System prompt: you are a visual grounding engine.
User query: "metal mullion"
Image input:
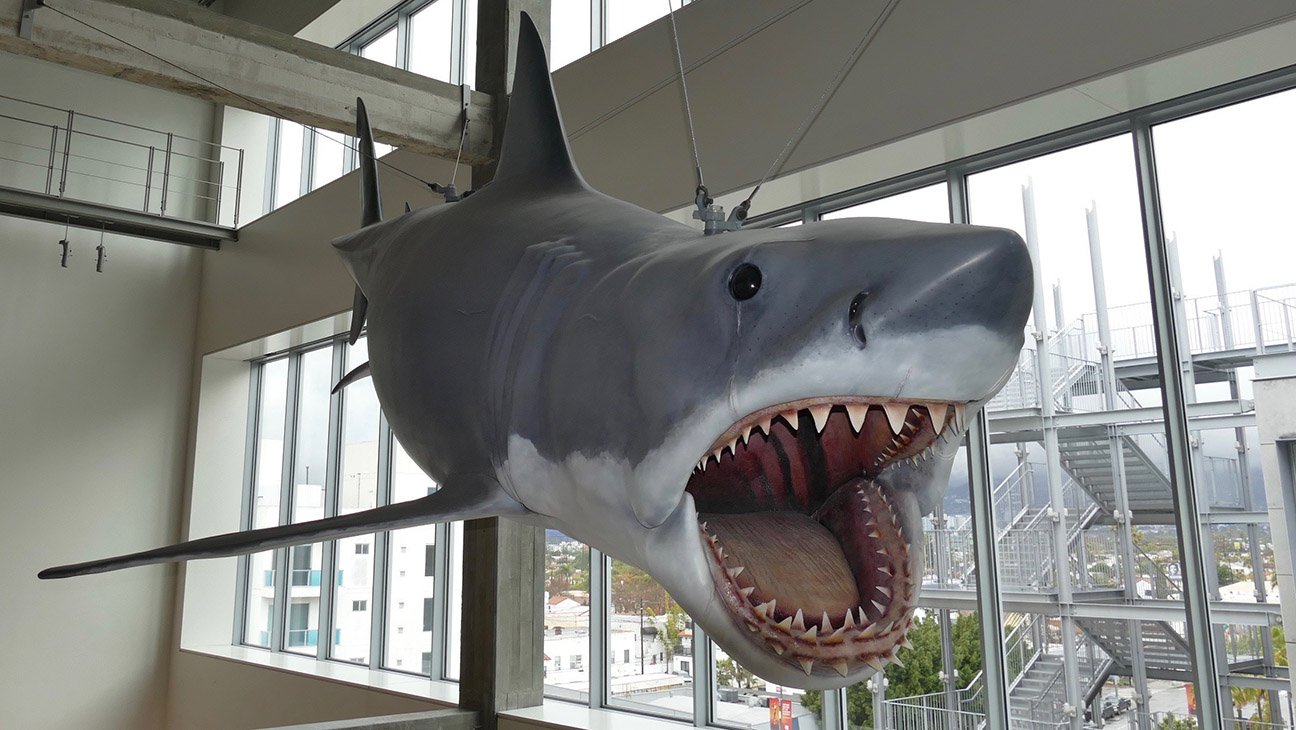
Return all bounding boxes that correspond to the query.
[449,0,466,85]
[371,413,394,668]
[299,127,313,196]
[967,414,1011,726]
[588,546,608,708]
[396,8,412,71]
[1130,119,1222,727]
[272,351,302,652]
[692,623,709,726]
[431,520,452,678]
[232,360,263,646]
[263,117,280,213]
[318,343,345,661]
[591,0,603,50]
[823,688,845,730]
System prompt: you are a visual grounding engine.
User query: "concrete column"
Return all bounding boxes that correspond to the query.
[1253,352,1296,709]
[458,4,550,729]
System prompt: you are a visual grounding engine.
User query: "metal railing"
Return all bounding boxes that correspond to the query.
[0,92,244,226]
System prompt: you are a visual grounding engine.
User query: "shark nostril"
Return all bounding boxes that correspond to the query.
[848,292,869,347]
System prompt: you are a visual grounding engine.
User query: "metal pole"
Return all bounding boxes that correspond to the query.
[1022,181,1083,729]
[1131,121,1222,729]
[588,547,607,707]
[1214,254,1234,349]
[1251,289,1267,355]
[160,132,173,216]
[1087,204,1150,727]
[45,125,57,194]
[214,160,225,224]
[234,148,245,227]
[58,110,74,196]
[143,146,155,212]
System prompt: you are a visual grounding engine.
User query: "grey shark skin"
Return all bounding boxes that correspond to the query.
[41,14,1033,690]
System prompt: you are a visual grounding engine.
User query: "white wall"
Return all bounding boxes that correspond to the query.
[0,54,212,730]
[0,216,202,729]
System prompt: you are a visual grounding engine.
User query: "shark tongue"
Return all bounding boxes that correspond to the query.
[700,511,860,622]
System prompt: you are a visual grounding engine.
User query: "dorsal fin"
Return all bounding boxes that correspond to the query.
[492,12,585,189]
[348,97,381,345]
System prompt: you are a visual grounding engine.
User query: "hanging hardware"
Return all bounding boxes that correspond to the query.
[430,84,472,204]
[19,0,42,40]
[58,217,70,268]
[95,226,106,273]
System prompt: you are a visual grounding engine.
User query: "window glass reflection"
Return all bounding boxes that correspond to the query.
[408,0,453,82]
[544,533,591,701]
[607,558,693,721]
[821,183,950,224]
[384,437,439,674]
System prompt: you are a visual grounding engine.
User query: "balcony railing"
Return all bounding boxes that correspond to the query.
[0,92,244,226]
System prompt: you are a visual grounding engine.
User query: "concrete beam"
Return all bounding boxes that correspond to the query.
[0,0,494,163]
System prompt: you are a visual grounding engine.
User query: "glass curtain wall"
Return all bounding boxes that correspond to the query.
[238,336,459,681]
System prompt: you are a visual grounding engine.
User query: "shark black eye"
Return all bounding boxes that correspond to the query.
[728,263,762,301]
[849,291,869,346]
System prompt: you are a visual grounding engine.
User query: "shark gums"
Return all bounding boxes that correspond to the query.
[42,13,1033,689]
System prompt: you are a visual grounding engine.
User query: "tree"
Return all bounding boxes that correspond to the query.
[716,657,760,689]
[1157,713,1197,729]
[802,612,969,728]
[1217,563,1237,586]
[611,561,671,614]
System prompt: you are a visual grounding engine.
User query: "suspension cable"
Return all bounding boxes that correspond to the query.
[739,0,902,214]
[665,0,705,193]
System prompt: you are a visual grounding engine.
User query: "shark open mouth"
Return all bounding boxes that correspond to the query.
[685,397,964,677]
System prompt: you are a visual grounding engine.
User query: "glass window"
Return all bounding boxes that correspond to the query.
[360,27,399,67]
[332,339,380,664]
[244,358,288,648]
[604,0,683,44]
[408,0,454,82]
[462,0,478,89]
[283,346,332,656]
[967,135,1187,726]
[544,533,590,702]
[549,0,592,70]
[273,120,304,208]
[607,558,693,721]
[385,436,439,674]
[821,182,950,224]
[310,128,348,192]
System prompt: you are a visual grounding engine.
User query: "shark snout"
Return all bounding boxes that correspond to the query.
[910,226,1033,339]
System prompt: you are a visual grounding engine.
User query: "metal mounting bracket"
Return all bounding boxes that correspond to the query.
[19,0,42,40]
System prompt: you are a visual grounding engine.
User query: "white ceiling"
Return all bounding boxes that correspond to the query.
[551,0,1296,214]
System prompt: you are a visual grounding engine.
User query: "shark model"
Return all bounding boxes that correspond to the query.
[41,13,1033,690]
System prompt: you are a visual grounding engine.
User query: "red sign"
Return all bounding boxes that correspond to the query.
[768,698,793,730]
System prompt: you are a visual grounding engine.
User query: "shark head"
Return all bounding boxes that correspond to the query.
[524,214,1032,687]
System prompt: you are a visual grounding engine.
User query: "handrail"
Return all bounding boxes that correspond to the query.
[0,91,235,152]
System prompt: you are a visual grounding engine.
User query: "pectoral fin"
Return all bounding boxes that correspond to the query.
[40,474,524,579]
[331,360,372,395]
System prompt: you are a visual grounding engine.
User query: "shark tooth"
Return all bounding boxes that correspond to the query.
[781,410,799,433]
[769,642,786,656]
[843,609,856,630]
[754,417,771,436]
[877,565,892,577]
[889,650,905,668]
[831,659,850,677]
[739,586,755,599]
[866,655,885,672]
[792,609,806,633]
[883,403,909,434]
[876,585,891,598]
[846,404,868,433]
[727,566,745,578]
[740,425,753,444]
[755,601,775,619]
[953,403,966,430]
[872,599,887,614]
[900,638,914,650]
[800,626,818,640]
[798,657,815,675]
[775,616,794,633]
[700,521,709,531]
[868,529,881,539]
[809,404,831,433]
[747,622,760,632]
[726,437,739,455]
[821,612,834,634]
[927,402,949,429]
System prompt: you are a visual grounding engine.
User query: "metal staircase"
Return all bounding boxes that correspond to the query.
[1074,617,1194,680]
[1055,431,1174,521]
